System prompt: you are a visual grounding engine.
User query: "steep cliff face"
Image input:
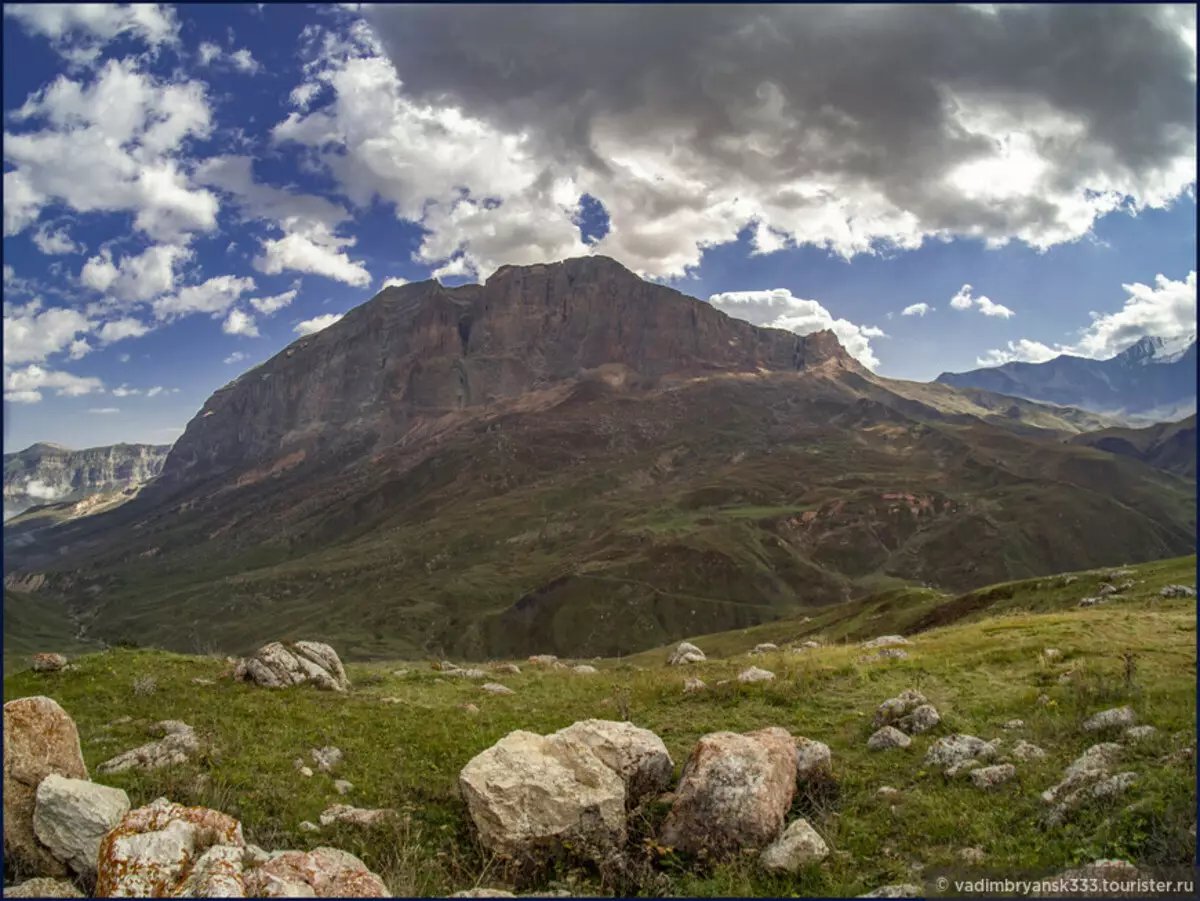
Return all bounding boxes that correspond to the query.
[158,255,858,489]
[3,443,172,520]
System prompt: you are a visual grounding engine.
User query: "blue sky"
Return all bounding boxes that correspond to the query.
[2,4,1196,452]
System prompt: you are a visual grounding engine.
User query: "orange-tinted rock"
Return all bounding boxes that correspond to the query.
[243,847,390,897]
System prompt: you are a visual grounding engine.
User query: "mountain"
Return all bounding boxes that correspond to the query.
[1069,414,1197,479]
[935,334,1197,420]
[4,257,1194,661]
[3,442,172,522]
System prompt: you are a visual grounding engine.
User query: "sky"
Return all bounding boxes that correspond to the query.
[2,3,1196,453]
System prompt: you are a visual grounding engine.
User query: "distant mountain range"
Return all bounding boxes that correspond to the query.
[936,334,1197,421]
[3,442,171,523]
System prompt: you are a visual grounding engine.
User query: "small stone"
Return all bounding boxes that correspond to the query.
[334,779,354,795]
[31,654,68,673]
[970,764,1016,790]
[572,665,598,675]
[877,787,901,799]
[752,643,779,655]
[794,737,832,782]
[1011,740,1047,761]
[858,885,923,898]
[451,890,516,898]
[860,635,910,650]
[924,734,996,770]
[318,804,397,828]
[758,818,830,873]
[481,682,514,695]
[1082,706,1136,732]
[897,704,940,735]
[867,727,911,751]
[189,677,215,686]
[959,847,987,865]
[683,677,707,693]
[1078,597,1105,607]
[494,664,521,675]
[860,648,909,663]
[737,666,775,683]
[298,767,314,778]
[1036,694,1051,706]
[1160,585,1196,598]
[298,820,320,833]
[4,878,84,898]
[311,745,344,773]
[1003,719,1024,730]
[458,703,481,715]
[1042,649,1062,662]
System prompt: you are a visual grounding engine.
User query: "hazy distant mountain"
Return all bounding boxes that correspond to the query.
[1070,413,1197,479]
[936,334,1197,420]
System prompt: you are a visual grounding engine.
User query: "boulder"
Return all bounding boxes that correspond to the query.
[481,683,514,695]
[867,727,910,751]
[1082,706,1136,732]
[459,729,626,860]
[897,705,940,735]
[318,804,396,828]
[31,654,68,674]
[660,727,797,857]
[4,878,84,897]
[1011,741,1047,761]
[668,642,707,665]
[3,697,88,878]
[453,668,489,680]
[94,798,245,897]
[683,677,707,693]
[872,689,927,728]
[969,764,1016,790]
[799,640,822,649]
[243,847,390,897]
[737,666,775,683]
[311,746,344,774]
[33,775,130,878]
[1160,585,1196,598]
[860,635,910,650]
[1046,772,1139,827]
[334,780,354,796]
[794,737,832,782]
[96,723,200,775]
[758,818,829,873]
[552,720,673,808]
[234,641,349,692]
[923,735,996,771]
[752,643,779,655]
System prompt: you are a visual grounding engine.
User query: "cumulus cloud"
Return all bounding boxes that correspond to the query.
[248,288,298,316]
[153,275,256,320]
[380,276,409,289]
[294,313,344,336]
[24,478,66,500]
[977,270,1196,366]
[111,385,140,397]
[255,231,371,286]
[949,284,1014,318]
[3,299,91,364]
[4,4,180,61]
[223,350,249,364]
[222,308,259,337]
[32,224,82,255]
[96,317,151,344]
[4,363,103,403]
[4,58,216,242]
[197,41,262,74]
[901,302,932,317]
[708,289,886,369]
[333,4,1198,279]
[80,243,192,305]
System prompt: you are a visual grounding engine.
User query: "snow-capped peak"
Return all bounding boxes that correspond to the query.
[1118,333,1196,366]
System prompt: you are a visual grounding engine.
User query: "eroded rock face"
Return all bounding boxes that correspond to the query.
[33,775,130,878]
[234,641,349,692]
[243,847,390,897]
[660,727,797,857]
[668,642,706,665]
[459,729,626,861]
[552,720,673,808]
[94,798,245,897]
[3,696,89,878]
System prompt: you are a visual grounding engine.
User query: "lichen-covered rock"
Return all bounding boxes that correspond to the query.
[33,775,130,878]
[459,729,626,860]
[481,683,514,695]
[794,737,832,782]
[970,764,1016,790]
[1082,706,1136,732]
[334,780,354,796]
[1160,585,1196,598]
[872,689,927,728]
[318,805,396,827]
[923,735,996,771]
[736,666,775,684]
[861,649,909,663]
[1011,740,1047,761]
[683,677,707,693]
[758,818,829,873]
[94,798,245,897]
[31,654,68,674]
[668,642,706,665]
[860,635,910,650]
[867,727,910,751]
[234,641,349,692]
[3,696,89,878]
[552,720,673,808]
[311,746,343,774]
[897,705,940,735]
[1002,719,1024,730]
[528,655,557,667]
[752,643,779,655]
[660,727,797,857]
[1124,725,1157,741]
[96,723,200,775]
[243,847,390,897]
[4,877,84,897]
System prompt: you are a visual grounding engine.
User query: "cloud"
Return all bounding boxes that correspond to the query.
[254,231,371,286]
[248,288,298,316]
[977,269,1196,365]
[949,284,1014,318]
[224,350,249,364]
[96,317,152,344]
[80,244,193,304]
[4,58,216,242]
[222,308,259,337]
[294,313,344,336]
[197,41,262,75]
[32,223,82,255]
[4,4,180,60]
[88,407,119,414]
[111,385,140,397]
[4,364,103,403]
[901,302,932,317]
[380,276,408,289]
[345,5,1195,279]
[146,386,165,397]
[118,353,131,363]
[707,288,886,369]
[3,300,91,364]
[24,478,66,500]
[152,275,256,320]
[68,338,91,360]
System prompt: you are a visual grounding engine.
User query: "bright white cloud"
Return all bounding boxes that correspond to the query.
[976,296,1015,319]
[294,313,344,336]
[3,300,91,365]
[254,231,371,286]
[4,363,103,403]
[24,478,66,500]
[111,385,140,397]
[197,41,262,75]
[80,244,192,304]
[32,223,82,255]
[4,4,180,58]
[901,302,932,317]
[950,285,976,310]
[96,317,152,343]
[380,276,408,289]
[222,308,260,337]
[67,338,91,360]
[146,386,165,397]
[975,339,1060,366]
[948,284,1013,318]
[248,289,298,316]
[224,351,249,364]
[153,275,257,320]
[708,289,886,370]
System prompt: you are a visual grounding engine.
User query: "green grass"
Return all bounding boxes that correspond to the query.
[5,556,1195,896]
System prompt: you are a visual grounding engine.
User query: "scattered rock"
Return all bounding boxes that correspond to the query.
[3,878,84,897]
[311,746,344,774]
[1124,725,1157,741]
[683,677,707,693]
[794,737,832,782]
[572,665,598,675]
[1042,649,1063,662]
[1062,575,1078,585]
[1047,771,1140,826]
[495,664,521,675]
[661,727,797,857]
[1011,740,1047,761]
[33,775,130,878]
[481,683,514,695]
[1082,706,1136,732]
[299,821,321,833]
[873,689,927,728]
[668,642,706,665]
[1160,585,1196,598]
[1058,859,1138,882]
[924,735,997,772]
[959,847,987,865]
[860,649,909,663]
[758,818,829,873]
[1097,583,1119,597]
[453,668,489,680]
[459,729,626,860]
[800,640,822,649]
[553,720,673,808]
[737,666,775,683]
[970,764,1016,790]
[1036,694,1051,706]
[1078,597,1105,608]
[528,655,558,667]
[105,716,133,728]
[94,798,245,897]
[876,787,901,799]
[233,641,350,692]
[334,780,354,796]
[380,697,404,705]
[860,635,910,650]
[752,643,779,655]
[858,885,923,898]
[3,696,89,877]
[97,722,201,776]
[189,677,215,686]
[459,703,481,715]
[31,654,68,674]
[1003,719,1024,730]
[897,705,941,735]
[319,804,396,828]
[243,847,390,897]
[867,727,910,752]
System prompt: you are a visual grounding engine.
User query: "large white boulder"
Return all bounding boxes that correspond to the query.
[668,642,706,665]
[33,775,130,878]
[234,641,349,692]
[552,720,673,808]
